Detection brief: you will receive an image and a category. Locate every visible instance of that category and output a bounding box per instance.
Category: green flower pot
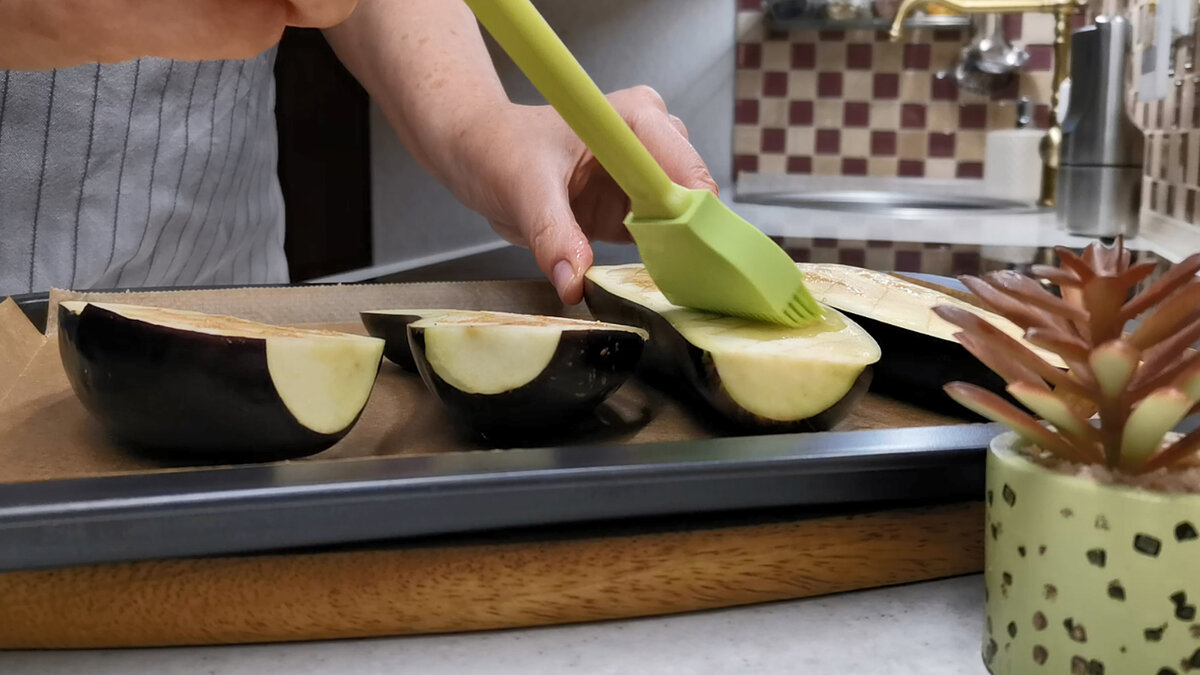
[984,431,1200,675]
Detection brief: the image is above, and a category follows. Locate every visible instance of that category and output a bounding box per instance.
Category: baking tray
[0,282,993,573]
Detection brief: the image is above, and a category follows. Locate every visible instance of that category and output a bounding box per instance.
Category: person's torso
[0,46,287,298]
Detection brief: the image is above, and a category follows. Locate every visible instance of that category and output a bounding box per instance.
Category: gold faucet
[888,0,1087,207]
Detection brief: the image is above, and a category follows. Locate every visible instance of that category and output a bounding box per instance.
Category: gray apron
[0,46,287,297]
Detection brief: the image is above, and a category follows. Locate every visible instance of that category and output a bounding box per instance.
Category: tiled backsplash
[1134,0,1200,227]
[733,3,1060,179]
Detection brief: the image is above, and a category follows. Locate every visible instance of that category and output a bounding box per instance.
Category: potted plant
[935,238,1200,675]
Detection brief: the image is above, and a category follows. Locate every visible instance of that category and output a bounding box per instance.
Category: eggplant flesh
[583,264,880,432]
[58,301,384,461]
[797,264,1065,413]
[406,311,647,433]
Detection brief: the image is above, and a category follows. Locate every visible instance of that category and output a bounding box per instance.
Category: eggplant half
[583,264,881,432]
[796,264,1067,412]
[406,310,647,434]
[361,308,472,371]
[58,301,384,461]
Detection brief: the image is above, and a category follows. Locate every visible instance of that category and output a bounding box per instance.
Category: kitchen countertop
[1,575,985,674]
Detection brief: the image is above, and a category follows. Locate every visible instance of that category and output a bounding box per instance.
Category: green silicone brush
[463,0,822,327]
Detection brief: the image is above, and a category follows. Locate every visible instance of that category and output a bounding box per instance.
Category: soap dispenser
[1056,15,1144,237]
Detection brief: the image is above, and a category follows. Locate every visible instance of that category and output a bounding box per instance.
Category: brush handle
[464,0,690,220]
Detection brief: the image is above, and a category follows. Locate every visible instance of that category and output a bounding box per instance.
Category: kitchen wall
[368,0,735,269]
[732,2,1063,180]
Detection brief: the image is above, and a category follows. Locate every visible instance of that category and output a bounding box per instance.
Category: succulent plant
[936,237,1200,474]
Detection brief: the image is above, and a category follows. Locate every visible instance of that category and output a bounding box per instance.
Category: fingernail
[553,260,574,291]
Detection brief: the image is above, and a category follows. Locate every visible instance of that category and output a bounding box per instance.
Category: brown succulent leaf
[1053,380,1100,421]
[934,305,1092,398]
[1120,387,1195,471]
[1082,238,1129,277]
[1119,251,1200,322]
[1024,327,1090,363]
[1138,314,1200,377]
[1029,265,1082,288]
[1089,340,1141,398]
[1117,262,1159,290]
[1007,381,1104,453]
[1130,347,1200,401]
[1143,424,1200,472]
[1054,246,1097,282]
[1128,283,1200,350]
[944,382,1093,463]
[982,270,1089,324]
[1082,276,1136,344]
[959,275,1080,336]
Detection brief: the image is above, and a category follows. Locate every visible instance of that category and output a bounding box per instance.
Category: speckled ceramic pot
[984,431,1200,675]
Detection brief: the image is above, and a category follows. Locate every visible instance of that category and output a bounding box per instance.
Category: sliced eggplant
[361,308,473,371]
[58,301,384,461]
[583,264,881,432]
[406,310,647,434]
[796,264,1067,412]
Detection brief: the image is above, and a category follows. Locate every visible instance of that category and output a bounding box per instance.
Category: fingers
[608,86,718,196]
[514,187,595,305]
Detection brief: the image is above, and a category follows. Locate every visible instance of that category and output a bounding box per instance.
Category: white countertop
[1,575,986,674]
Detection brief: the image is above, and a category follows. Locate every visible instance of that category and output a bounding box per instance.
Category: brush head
[624,189,823,327]
[954,58,1018,96]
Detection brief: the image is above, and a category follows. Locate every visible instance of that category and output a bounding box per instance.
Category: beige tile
[813,156,841,175]
[815,100,843,127]
[926,158,957,179]
[1180,78,1195,133]
[735,71,763,99]
[788,71,817,99]
[1175,181,1188,219]
[1157,181,1170,215]
[872,101,901,130]
[760,98,788,127]
[736,12,766,42]
[1022,13,1057,44]
[959,90,991,106]
[957,130,986,162]
[1019,71,1054,106]
[927,102,957,133]
[930,43,961,70]
[847,30,876,42]
[1168,133,1183,184]
[844,71,872,100]
[817,42,844,70]
[898,131,926,159]
[900,72,931,102]
[758,154,787,175]
[868,157,899,176]
[811,247,839,263]
[873,43,904,74]
[761,41,790,71]
[987,103,1018,130]
[786,127,815,155]
[843,129,871,156]
[734,125,761,154]
[1188,132,1200,187]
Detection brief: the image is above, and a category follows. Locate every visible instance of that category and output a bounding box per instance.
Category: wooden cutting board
[0,501,983,649]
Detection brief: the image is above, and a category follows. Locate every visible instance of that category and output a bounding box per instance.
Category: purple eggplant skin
[58,303,372,462]
[361,311,426,371]
[407,325,644,434]
[582,277,871,433]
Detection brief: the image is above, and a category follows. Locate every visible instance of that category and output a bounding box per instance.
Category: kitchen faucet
[888,0,1089,207]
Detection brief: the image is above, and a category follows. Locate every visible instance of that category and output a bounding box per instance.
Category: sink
[736,190,1044,218]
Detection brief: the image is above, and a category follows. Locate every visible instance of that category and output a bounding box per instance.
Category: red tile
[766,29,789,41]
[903,44,931,70]
[931,73,958,100]
[1167,185,1177,214]
[932,29,960,41]
[733,154,759,176]
[956,161,984,178]
[789,100,814,125]
[901,103,927,128]
[735,99,759,125]
[763,71,788,97]
[1150,181,1158,211]
[791,43,816,69]
[846,44,873,69]
[842,158,868,176]
[952,251,982,276]
[928,132,956,157]
[816,128,841,154]
[761,128,785,153]
[787,156,813,174]
[1070,13,1086,30]
[867,239,892,248]
[814,238,839,247]
[818,72,843,98]
[738,0,761,9]
[1003,14,1022,40]
[990,78,1020,101]
[1188,189,1196,223]
[895,250,922,272]
[788,247,812,262]
[737,43,762,69]
[1034,104,1051,129]
[819,30,846,40]
[899,159,925,177]
[873,73,899,99]
[959,103,987,129]
[871,130,897,156]
[839,248,866,266]
[843,102,870,127]
[1026,45,1054,71]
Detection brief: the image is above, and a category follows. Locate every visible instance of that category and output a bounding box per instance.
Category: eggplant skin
[408,326,644,433]
[58,304,364,462]
[361,311,425,371]
[583,277,868,433]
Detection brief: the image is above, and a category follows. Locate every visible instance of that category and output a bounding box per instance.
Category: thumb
[518,193,595,305]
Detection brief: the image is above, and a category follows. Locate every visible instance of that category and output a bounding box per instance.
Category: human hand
[440,86,718,304]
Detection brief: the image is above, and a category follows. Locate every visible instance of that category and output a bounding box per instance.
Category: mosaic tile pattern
[734,4,1059,179]
[1133,0,1200,226]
